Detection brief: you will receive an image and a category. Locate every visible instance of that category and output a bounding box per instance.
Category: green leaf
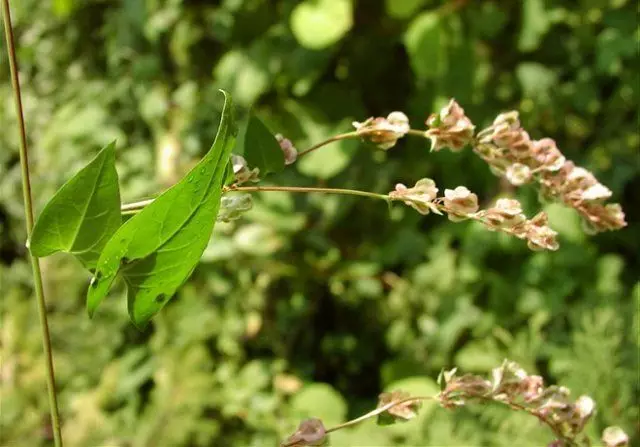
[290,383,347,427]
[290,0,353,50]
[404,11,444,81]
[518,0,549,52]
[238,113,284,176]
[29,142,121,270]
[385,0,430,19]
[516,62,556,98]
[86,91,236,327]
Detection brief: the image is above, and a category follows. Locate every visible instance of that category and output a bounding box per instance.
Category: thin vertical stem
[1,1,63,445]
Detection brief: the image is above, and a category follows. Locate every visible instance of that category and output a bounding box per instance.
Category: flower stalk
[1,0,63,445]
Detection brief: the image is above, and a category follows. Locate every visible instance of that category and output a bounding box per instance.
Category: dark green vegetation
[1,0,638,445]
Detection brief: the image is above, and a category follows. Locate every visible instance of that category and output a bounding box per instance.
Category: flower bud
[276,134,298,165]
[217,193,253,222]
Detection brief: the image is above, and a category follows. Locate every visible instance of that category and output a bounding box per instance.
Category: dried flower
[276,134,298,165]
[526,222,559,251]
[282,418,327,447]
[377,391,422,423]
[531,138,565,171]
[232,154,260,184]
[425,99,475,152]
[353,111,409,150]
[443,186,479,221]
[389,178,440,215]
[472,107,626,234]
[482,198,527,230]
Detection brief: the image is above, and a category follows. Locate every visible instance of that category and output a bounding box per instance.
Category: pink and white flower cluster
[389,179,559,251]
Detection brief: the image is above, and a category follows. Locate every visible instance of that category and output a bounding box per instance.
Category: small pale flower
[602,426,629,447]
[443,186,479,221]
[483,198,526,230]
[425,99,475,152]
[352,111,409,150]
[526,224,559,251]
[582,203,626,232]
[522,375,544,402]
[389,178,440,215]
[581,183,612,201]
[574,396,595,420]
[275,134,298,165]
[532,138,566,171]
[565,166,598,192]
[506,163,533,186]
[232,154,260,184]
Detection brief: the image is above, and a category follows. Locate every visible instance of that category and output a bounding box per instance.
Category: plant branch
[227,185,389,201]
[296,127,429,159]
[1,1,63,445]
[121,185,389,214]
[324,396,434,435]
[296,131,359,158]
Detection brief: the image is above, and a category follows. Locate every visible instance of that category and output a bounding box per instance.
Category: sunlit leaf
[290,0,353,50]
[30,142,121,270]
[86,91,236,327]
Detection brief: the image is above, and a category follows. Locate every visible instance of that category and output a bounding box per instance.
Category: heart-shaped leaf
[29,142,121,270]
[87,91,237,327]
[239,113,285,176]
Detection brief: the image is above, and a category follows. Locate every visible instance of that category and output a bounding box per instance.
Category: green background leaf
[404,11,444,81]
[29,142,121,269]
[86,92,236,327]
[290,383,347,427]
[290,0,353,50]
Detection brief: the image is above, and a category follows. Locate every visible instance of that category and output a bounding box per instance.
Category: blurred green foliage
[1,0,638,445]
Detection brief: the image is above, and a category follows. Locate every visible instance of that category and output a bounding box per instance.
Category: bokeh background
[1,0,638,445]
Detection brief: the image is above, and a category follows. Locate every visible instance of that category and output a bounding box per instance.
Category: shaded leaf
[385,0,430,19]
[404,11,444,81]
[239,113,285,176]
[290,0,353,50]
[518,0,549,52]
[86,91,236,327]
[30,142,121,270]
